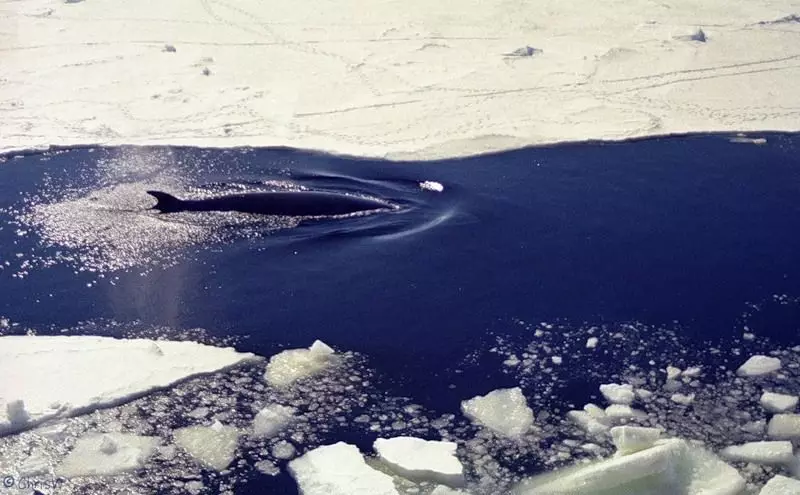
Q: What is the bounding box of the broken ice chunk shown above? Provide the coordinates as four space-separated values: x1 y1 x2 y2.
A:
760 391 798 413
461 387 534 439
610 426 662 455
288 442 399 495
719 441 794 466
767 414 800 440
373 436 465 487
599 383 635 405
737 356 781 377
264 340 337 388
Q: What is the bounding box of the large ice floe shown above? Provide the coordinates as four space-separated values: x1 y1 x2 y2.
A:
2 0 799 159
0 335 257 435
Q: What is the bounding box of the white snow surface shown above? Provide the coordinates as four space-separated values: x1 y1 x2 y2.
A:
374 436 465 487
288 442 399 495
55 432 161 476
0 335 257 436
2 0 799 160
461 387 534 439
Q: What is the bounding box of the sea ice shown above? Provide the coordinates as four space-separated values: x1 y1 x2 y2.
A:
18 452 50 477
604 404 646 421
759 475 800 494
767 414 800 440
0 335 256 436
461 387 534 438
567 410 610 436
272 440 298 460
288 442 399 495
173 421 241 471
514 438 744 495
599 384 635 405
737 355 782 377
56 432 160 476
373 436 465 487
610 426 662 455
264 340 337 388
719 441 794 465
4 0 800 160
252 404 297 437
760 392 798 413
419 181 444 192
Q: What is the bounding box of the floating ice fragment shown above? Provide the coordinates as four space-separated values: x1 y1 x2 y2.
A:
670 393 695 405
272 440 297 460
461 387 534 438
18 452 50 477
737 355 781 377
514 439 744 494
610 426 662 455
567 410 609 436
264 340 337 388
253 404 297 437
56 433 160 476
760 392 798 413
767 414 800 440
586 337 599 349
419 181 444 192
173 421 240 471
599 383 635 405
0 335 255 436
374 436 465 487
666 366 682 380
288 442 399 495
605 404 646 421
719 441 794 466
759 474 800 494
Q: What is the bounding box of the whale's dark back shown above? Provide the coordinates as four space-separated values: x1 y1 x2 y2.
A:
146 190 390 217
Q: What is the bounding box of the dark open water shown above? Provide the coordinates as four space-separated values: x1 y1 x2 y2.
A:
1 133 799 493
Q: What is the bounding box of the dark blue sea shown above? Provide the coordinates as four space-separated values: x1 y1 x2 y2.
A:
1 133 799 493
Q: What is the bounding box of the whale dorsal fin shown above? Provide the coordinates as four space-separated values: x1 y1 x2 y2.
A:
146 190 183 213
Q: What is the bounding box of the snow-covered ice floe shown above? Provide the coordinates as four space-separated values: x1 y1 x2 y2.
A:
288 442 399 495
56 432 161 476
3 0 799 159
460 387 534 439
0 335 257 436
173 421 241 471
514 438 745 495
374 436 465 487
264 340 338 388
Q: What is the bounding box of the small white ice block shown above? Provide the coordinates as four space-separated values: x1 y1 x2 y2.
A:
288 442 399 495
374 437 465 487
461 387 534 438
720 441 794 465
767 414 800 439
760 392 798 413
737 356 781 377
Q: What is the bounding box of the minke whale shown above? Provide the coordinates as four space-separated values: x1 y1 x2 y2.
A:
146 190 392 217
